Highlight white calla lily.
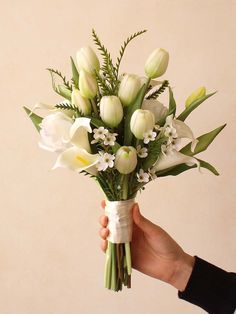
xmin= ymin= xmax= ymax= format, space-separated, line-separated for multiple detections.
xmin=69 ymin=117 xmax=92 ymax=153
xmin=165 ymin=115 xmax=198 ymax=152
xmin=53 ymin=147 xmax=99 ymax=176
xmin=142 ymin=99 xmax=168 ymax=123
xmin=152 ymin=149 xmax=200 ymax=172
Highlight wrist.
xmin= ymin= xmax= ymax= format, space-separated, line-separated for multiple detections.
xmin=169 ymin=253 xmax=195 ymax=292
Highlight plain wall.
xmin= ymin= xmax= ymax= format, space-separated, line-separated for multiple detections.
xmin=1 ymin=0 xmax=236 ymax=313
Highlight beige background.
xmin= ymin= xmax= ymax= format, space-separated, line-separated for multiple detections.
xmin=1 ymin=0 xmax=236 ymax=313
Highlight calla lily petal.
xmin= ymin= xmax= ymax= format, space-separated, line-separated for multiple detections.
xmin=53 ymin=146 xmax=99 ymax=176
xmin=153 ymin=149 xmax=200 ymax=172
xmin=70 ymin=117 xmax=92 ymax=152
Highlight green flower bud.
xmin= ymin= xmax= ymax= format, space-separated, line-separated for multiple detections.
xmin=71 ymin=89 xmax=91 ymax=116
xmin=115 ymin=146 xmax=137 ymax=174
xmin=185 ymin=86 xmax=206 ymax=108
xmin=100 ymin=96 xmax=123 ymax=127
xmin=79 ymin=70 xmax=98 ymax=99
xmin=145 ymin=48 xmax=169 ymax=79
xmin=118 ymin=74 xmax=141 ymax=106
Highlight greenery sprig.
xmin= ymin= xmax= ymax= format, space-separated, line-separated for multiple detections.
xmin=146 ymin=80 xmax=169 ymax=99
xmin=47 ymin=68 xmax=73 ymax=91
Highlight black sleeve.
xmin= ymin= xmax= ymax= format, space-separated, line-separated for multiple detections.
xmin=178 ymin=256 xmax=236 ymax=314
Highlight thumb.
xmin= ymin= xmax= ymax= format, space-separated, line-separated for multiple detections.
xmin=132 ymin=203 xmax=152 ymax=233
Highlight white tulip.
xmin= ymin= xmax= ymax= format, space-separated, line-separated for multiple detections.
xmin=115 ymin=146 xmax=137 ymax=174
xmin=130 ymin=109 xmax=155 ymax=139
xmin=152 ymin=149 xmax=200 ymax=172
xmin=39 ymin=112 xmax=73 ymax=152
xmin=79 ymin=70 xmax=98 ymax=99
xmin=76 ymin=46 xmax=100 ymax=74
xmin=71 ymin=88 xmax=91 ymax=115
xmin=142 ymin=99 xmax=168 ymax=123
xmin=145 ymin=48 xmax=169 ymax=79
xmin=118 ymin=74 xmax=141 ymax=106
xmin=100 ymin=96 xmax=123 ymax=127
xmin=53 ymin=147 xmax=99 ymax=176
xmin=70 ymin=117 xmax=92 ymax=153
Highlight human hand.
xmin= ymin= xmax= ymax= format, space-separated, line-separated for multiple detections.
xmin=99 ymin=201 xmax=195 ymax=291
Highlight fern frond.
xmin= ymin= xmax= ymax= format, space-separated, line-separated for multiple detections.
xmin=95 ymin=71 xmax=113 ymax=95
xmin=55 ymin=101 xmax=80 ymax=116
xmin=146 ymin=80 xmax=169 ymax=99
xmin=47 ymin=68 xmax=73 ymax=91
xmin=115 ymin=30 xmax=147 ymax=77
xmin=92 ymin=29 xmax=117 ymax=91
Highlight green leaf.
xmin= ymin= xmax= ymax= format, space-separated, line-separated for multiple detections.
xmin=57 ymin=85 xmax=72 ymax=100
xmin=157 ymin=158 xmax=219 ymax=177
xmin=143 ymin=137 xmax=167 ymax=171
xmin=180 ymin=124 xmax=226 ymax=156
xmin=177 ymin=92 xmax=216 ymax=121
xmin=23 ymin=106 xmax=43 ymax=132
xmin=90 ymin=117 xmax=106 ymax=128
xmin=70 ymin=56 xmax=79 ymax=88
xmin=124 ymin=84 xmax=146 ymax=145
xmin=112 ymin=142 xmax=121 ymax=154
xmin=168 ymin=87 xmax=176 ymax=116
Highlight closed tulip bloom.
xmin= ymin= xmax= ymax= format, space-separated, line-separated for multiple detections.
xmin=71 ymin=88 xmax=91 ymax=115
xmin=145 ymin=48 xmax=169 ymax=79
xmin=118 ymin=74 xmax=141 ymax=106
xmin=79 ymin=70 xmax=98 ymax=99
xmin=100 ymin=96 xmax=123 ymax=127
xmin=185 ymin=86 xmax=206 ymax=108
xmin=115 ymin=146 xmax=137 ymax=174
xmin=130 ymin=109 xmax=155 ymax=139
xmin=76 ymin=46 xmax=100 ymax=74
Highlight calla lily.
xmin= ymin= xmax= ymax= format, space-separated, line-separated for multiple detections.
xmin=142 ymin=99 xmax=168 ymax=123
xmin=53 ymin=146 xmax=99 ymax=176
xmin=165 ymin=115 xmax=198 ymax=152
xmin=69 ymin=117 xmax=92 ymax=153
xmin=152 ymin=149 xmax=200 ymax=172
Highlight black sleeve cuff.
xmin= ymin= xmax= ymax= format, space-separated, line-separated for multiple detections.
xmin=178 ymin=256 xmax=236 ymax=314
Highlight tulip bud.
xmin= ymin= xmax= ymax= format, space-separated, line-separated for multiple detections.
xmin=76 ymin=46 xmax=100 ymax=74
xmin=71 ymin=88 xmax=91 ymax=115
xmin=115 ymin=146 xmax=137 ymax=174
xmin=118 ymin=74 xmax=141 ymax=106
xmin=130 ymin=109 xmax=155 ymax=139
xmin=145 ymin=48 xmax=169 ymax=79
xmin=79 ymin=70 xmax=98 ymax=99
xmin=100 ymin=96 xmax=123 ymax=127
xmin=142 ymin=99 xmax=168 ymax=123
xmin=185 ymin=86 xmax=206 ymax=108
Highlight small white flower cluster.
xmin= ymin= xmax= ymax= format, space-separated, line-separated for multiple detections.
xmin=161 ymin=115 xmax=180 ymax=155
xmin=136 ymin=167 xmax=157 ymax=183
xmin=143 ymin=129 xmax=157 ymax=144
xmin=91 ymin=127 xmax=118 ymax=146
xmin=96 ymin=151 xmax=115 ymax=171
xmin=136 ymin=145 xmax=148 ymax=158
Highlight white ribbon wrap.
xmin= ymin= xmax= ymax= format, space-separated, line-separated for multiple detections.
xmin=105 ymin=199 xmax=135 ymax=244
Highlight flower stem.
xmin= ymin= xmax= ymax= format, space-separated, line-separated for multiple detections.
xmin=125 ymin=242 xmax=132 ymax=275
xmin=91 ymin=98 xmax=99 ymax=117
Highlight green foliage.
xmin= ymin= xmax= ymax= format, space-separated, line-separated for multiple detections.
xmin=96 ymin=174 xmax=116 ymax=201
xmin=124 ymin=84 xmax=147 ymax=145
xmin=57 ymin=85 xmax=72 ymax=100
xmin=115 ymin=30 xmax=147 ymax=77
xmin=92 ymin=29 xmax=117 ymax=92
xmin=143 ymin=137 xmax=167 ymax=171
xmin=146 ymin=80 xmax=169 ymax=99
xmin=55 ymin=102 xmax=80 ymax=116
xmin=47 ymin=68 xmax=73 ymax=91
xmin=70 ymin=57 xmax=79 ymax=88
xmin=94 ymin=70 xmax=113 ymax=95
xmin=177 ymin=92 xmax=217 ymax=121
xmin=90 ymin=117 xmax=107 ymax=128
xmin=23 ymin=106 xmax=43 ymax=132
xmin=168 ymin=87 xmax=176 ymax=116
xmin=180 ymin=124 xmax=226 ymax=156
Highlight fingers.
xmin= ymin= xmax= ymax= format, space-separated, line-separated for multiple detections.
xmin=100 ymin=239 xmax=108 ymax=252
xmin=101 ymin=200 xmax=106 ymax=209
xmin=99 ymin=215 xmax=108 ymax=227
xmin=99 ymin=227 xmax=109 ymax=239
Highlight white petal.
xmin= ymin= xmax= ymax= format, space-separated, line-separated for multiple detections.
xmin=70 ymin=117 xmax=92 ymax=152
xmin=53 ymin=146 xmax=99 ymax=176
xmin=173 ymin=119 xmax=197 ymax=152
xmin=153 ymin=149 xmax=200 ymax=172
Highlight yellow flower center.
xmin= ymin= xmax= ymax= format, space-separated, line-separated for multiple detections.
xmin=76 ymin=155 xmax=90 ymax=166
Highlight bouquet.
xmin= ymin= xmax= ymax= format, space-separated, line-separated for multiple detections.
xmin=24 ymin=29 xmax=226 ymax=292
